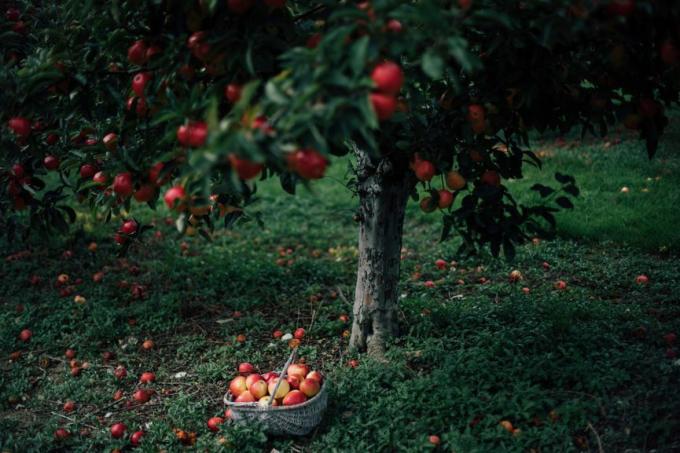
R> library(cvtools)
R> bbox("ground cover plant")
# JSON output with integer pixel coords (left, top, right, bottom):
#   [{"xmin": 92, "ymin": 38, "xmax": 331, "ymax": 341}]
[
  {"xmin": 2, "ymin": 0, "xmax": 680, "ymax": 451},
  {"xmin": 1, "ymin": 124, "xmax": 680, "ymax": 451}
]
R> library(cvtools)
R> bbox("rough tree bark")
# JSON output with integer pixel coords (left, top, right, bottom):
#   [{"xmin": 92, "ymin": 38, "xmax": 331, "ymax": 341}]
[{"xmin": 349, "ymin": 148, "xmax": 415, "ymax": 359}]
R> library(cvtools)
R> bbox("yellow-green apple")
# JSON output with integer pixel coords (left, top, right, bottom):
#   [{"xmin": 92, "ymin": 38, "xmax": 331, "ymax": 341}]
[
  {"xmin": 268, "ymin": 378, "xmax": 290, "ymax": 399},
  {"xmin": 282, "ymin": 390, "xmax": 307, "ymax": 406},
  {"xmin": 235, "ymin": 391, "xmax": 255, "ymax": 403},
  {"xmin": 287, "ymin": 363, "xmax": 309, "ymax": 381},
  {"xmin": 299, "ymin": 378, "xmax": 320, "ymax": 397},
  {"xmin": 306, "ymin": 370, "xmax": 324, "ymax": 384},
  {"xmin": 229, "ymin": 376, "xmax": 247, "ymax": 396},
  {"xmin": 249, "ymin": 380, "xmax": 268, "ymax": 399},
  {"xmin": 245, "ymin": 373, "xmax": 263, "ymax": 389},
  {"xmin": 258, "ymin": 396, "xmax": 279, "ymax": 407}
]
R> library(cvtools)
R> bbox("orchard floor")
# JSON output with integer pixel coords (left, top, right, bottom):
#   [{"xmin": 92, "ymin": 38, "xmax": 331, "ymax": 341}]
[{"xmin": 1, "ymin": 126, "xmax": 680, "ymax": 452}]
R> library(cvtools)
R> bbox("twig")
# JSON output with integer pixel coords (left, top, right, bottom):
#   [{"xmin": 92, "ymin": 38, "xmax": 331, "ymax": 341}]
[
  {"xmin": 50, "ymin": 412, "xmax": 97, "ymax": 430},
  {"xmin": 587, "ymin": 422, "xmax": 604, "ymax": 453},
  {"xmin": 336, "ymin": 286, "xmax": 350, "ymax": 305},
  {"xmin": 307, "ymin": 297, "xmax": 325, "ymax": 333}
]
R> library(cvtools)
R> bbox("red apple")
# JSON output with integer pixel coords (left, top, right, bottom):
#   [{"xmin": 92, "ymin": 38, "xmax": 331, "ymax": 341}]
[
  {"xmin": 64, "ymin": 349, "xmax": 76, "ymax": 359},
  {"xmin": 262, "ymin": 372, "xmax": 278, "ymax": 383},
  {"xmin": 235, "ymin": 391, "xmax": 256, "ymax": 403},
  {"xmin": 8, "ymin": 117, "xmax": 31, "ymax": 138},
  {"xmin": 63, "ymin": 400, "xmax": 75, "ymax": 412},
  {"xmin": 273, "ymin": 330, "xmax": 283, "ymax": 339},
  {"xmin": 113, "ymin": 172, "xmax": 134, "ymax": 197},
  {"xmin": 114, "ymin": 366, "xmax": 127, "ymax": 380},
  {"xmin": 133, "ymin": 389, "xmax": 150, "ymax": 403},
  {"xmin": 429, "ymin": 435, "xmax": 441, "ymax": 445},
  {"xmin": 414, "ymin": 160, "xmax": 435, "ymax": 182},
  {"xmin": 43, "ymin": 155, "xmax": 60, "ymax": 171},
  {"xmin": 11, "ymin": 163, "xmax": 25, "ymax": 178},
  {"xmin": 93, "ymin": 171, "xmax": 108, "ymax": 187},
  {"xmin": 635, "ymin": 274, "xmax": 649, "ymax": 285},
  {"xmin": 225, "ymin": 83, "xmax": 242, "ymax": 103},
  {"xmin": 139, "ymin": 371, "xmax": 156, "ymax": 383},
  {"xmin": 120, "ymin": 219, "xmax": 137, "ymax": 235},
  {"xmin": 229, "ymin": 154, "xmax": 263, "ymax": 180},
  {"xmin": 554, "ymin": 280, "xmax": 567, "ymax": 290},
  {"xmin": 480, "ymin": 170, "xmax": 501, "ymax": 187},
  {"xmin": 299, "ymin": 378, "xmax": 320, "ymax": 397},
  {"xmin": 292, "ymin": 149, "xmax": 327, "ymax": 180},
  {"xmin": 294, "ymin": 328, "xmax": 306, "ymax": 340},
  {"xmin": 245, "ymin": 373, "xmax": 262, "ymax": 389},
  {"xmin": 5, "ymin": 8, "xmax": 20, "ymax": 21},
  {"xmin": 371, "ymin": 61, "xmax": 403, "ymax": 95},
  {"xmin": 131, "ymin": 430, "xmax": 144, "ymax": 446},
  {"xmin": 435, "ymin": 259, "xmax": 447, "ymax": 270},
  {"xmin": 229, "ymin": 376, "xmax": 248, "ymax": 396},
  {"xmin": 287, "ymin": 363, "xmax": 309, "ymax": 381},
  {"xmin": 164, "ymin": 186, "xmax": 186, "ymax": 210},
  {"xmin": 79, "ymin": 164, "xmax": 97, "ymax": 179},
  {"xmin": 110, "ymin": 422, "xmax": 126, "ymax": 439},
  {"xmin": 127, "ymin": 40, "xmax": 147, "ymax": 65},
  {"xmin": 437, "ymin": 190, "xmax": 454, "ymax": 209},
  {"xmin": 134, "ymin": 183, "xmax": 156, "ymax": 203},
  {"xmin": 207, "ymin": 416, "xmax": 224, "ymax": 432},
  {"xmin": 370, "ymin": 92, "xmax": 397, "ymax": 120},
  {"xmin": 348, "ymin": 359, "xmax": 359, "ymax": 368},
  {"xmin": 54, "ymin": 428, "xmax": 70, "ymax": 440},
  {"xmin": 189, "ymin": 122, "xmax": 208, "ymax": 147},
  {"xmin": 306, "ymin": 370, "xmax": 323, "ymax": 384},
  {"xmin": 282, "ymin": 390, "xmax": 307, "ymax": 406},
  {"xmin": 113, "ymin": 389, "xmax": 124, "ymax": 400},
  {"xmin": 18, "ymin": 329, "xmax": 31, "ymax": 342},
  {"xmin": 287, "ymin": 374, "xmax": 301, "ymax": 390},
  {"xmin": 132, "ymin": 72, "xmax": 152, "ymax": 97},
  {"xmin": 249, "ymin": 380, "xmax": 268, "ymax": 399}
]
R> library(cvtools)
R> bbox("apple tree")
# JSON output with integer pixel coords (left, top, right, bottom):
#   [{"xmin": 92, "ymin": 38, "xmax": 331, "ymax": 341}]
[{"xmin": 1, "ymin": 0, "xmax": 679, "ymax": 357}]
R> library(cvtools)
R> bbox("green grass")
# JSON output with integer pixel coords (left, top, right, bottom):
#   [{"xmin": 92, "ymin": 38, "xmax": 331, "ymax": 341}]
[{"xmin": 1, "ymin": 124, "xmax": 680, "ymax": 452}]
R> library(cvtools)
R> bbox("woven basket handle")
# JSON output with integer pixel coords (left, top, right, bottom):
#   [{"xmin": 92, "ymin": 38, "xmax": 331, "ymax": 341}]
[{"xmin": 268, "ymin": 347, "xmax": 297, "ymax": 407}]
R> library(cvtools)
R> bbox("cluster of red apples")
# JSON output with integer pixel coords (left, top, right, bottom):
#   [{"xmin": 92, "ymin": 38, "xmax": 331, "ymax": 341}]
[{"xmin": 228, "ymin": 361, "xmax": 323, "ymax": 408}]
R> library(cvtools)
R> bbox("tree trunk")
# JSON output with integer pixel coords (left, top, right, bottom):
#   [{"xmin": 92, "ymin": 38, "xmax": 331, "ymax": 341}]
[{"xmin": 349, "ymin": 149, "xmax": 414, "ymax": 359}]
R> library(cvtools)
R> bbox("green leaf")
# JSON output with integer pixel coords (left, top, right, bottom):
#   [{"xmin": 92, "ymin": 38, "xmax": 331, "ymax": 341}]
[
  {"xmin": 421, "ymin": 50, "xmax": 444, "ymax": 80},
  {"xmin": 555, "ymin": 196, "xmax": 574, "ymax": 209}
]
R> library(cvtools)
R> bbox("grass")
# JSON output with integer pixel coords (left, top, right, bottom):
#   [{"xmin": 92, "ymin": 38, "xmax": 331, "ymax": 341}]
[{"xmin": 1, "ymin": 122, "xmax": 679, "ymax": 452}]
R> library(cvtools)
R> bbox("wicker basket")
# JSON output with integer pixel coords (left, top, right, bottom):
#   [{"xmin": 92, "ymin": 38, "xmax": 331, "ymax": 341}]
[{"xmin": 223, "ymin": 349, "xmax": 328, "ymax": 436}]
